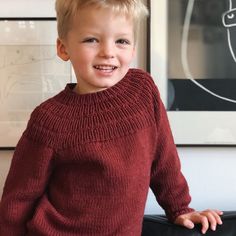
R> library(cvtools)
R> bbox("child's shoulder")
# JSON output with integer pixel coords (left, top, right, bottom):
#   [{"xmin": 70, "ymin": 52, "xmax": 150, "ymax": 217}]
[
  {"xmin": 29, "ymin": 93, "xmax": 60, "ymax": 122},
  {"xmin": 23, "ymin": 89, "xmax": 67, "ymax": 146},
  {"xmin": 128, "ymin": 68, "xmax": 152, "ymax": 80},
  {"xmin": 128, "ymin": 68, "xmax": 158, "ymax": 91}
]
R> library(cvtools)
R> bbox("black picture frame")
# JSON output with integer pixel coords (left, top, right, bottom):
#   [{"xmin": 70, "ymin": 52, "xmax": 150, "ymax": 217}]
[{"xmin": 148, "ymin": 0, "xmax": 236, "ymax": 146}]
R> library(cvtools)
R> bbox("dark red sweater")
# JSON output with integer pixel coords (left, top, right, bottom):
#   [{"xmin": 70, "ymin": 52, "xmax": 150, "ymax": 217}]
[{"xmin": 0, "ymin": 69, "xmax": 193, "ymax": 236}]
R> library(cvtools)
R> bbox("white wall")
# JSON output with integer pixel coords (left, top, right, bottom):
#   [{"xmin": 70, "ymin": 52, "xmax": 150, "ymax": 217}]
[
  {"xmin": 145, "ymin": 147, "xmax": 236, "ymax": 214},
  {"xmin": 1, "ymin": 0, "xmax": 236, "ymax": 215}
]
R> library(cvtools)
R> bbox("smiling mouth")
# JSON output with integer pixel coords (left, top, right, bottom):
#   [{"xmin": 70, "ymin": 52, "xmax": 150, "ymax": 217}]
[{"xmin": 94, "ymin": 65, "xmax": 118, "ymax": 72}]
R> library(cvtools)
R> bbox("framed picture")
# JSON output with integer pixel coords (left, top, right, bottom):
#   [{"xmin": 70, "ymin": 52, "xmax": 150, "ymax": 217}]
[
  {"xmin": 0, "ymin": 18, "xmax": 72, "ymax": 148},
  {"xmin": 148, "ymin": 0, "xmax": 236, "ymax": 145}
]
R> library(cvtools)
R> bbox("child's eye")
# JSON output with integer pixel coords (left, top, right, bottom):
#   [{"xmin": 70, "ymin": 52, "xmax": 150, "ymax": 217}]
[
  {"xmin": 82, "ymin": 38, "xmax": 98, "ymax": 43},
  {"xmin": 116, "ymin": 39, "xmax": 130, "ymax": 45}
]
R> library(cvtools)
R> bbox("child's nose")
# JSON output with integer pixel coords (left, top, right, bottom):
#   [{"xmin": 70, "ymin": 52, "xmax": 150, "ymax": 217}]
[{"xmin": 99, "ymin": 42, "xmax": 115, "ymax": 58}]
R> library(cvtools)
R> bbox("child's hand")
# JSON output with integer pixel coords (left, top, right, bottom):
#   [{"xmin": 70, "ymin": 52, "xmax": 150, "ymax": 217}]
[{"xmin": 174, "ymin": 209, "xmax": 223, "ymax": 234}]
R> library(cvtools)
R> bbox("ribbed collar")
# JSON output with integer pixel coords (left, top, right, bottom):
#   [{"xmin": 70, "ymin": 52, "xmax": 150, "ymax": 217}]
[
  {"xmin": 26, "ymin": 68, "xmax": 155, "ymax": 145},
  {"xmin": 57, "ymin": 69, "xmax": 133, "ymax": 106}
]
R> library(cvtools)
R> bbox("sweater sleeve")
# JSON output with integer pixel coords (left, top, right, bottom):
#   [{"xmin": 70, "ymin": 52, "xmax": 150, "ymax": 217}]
[
  {"xmin": 0, "ymin": 131, "xmax": 54, "ymax": 235},
  {"xmin": 149, "ymin": 82, "xmax": 194, "ymax": 222}
]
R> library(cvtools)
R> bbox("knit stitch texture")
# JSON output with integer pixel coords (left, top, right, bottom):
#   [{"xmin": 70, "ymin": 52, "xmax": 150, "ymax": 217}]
[{"xmin": 0, "ymin": 69, "xmax": 193, "ymax": 236}]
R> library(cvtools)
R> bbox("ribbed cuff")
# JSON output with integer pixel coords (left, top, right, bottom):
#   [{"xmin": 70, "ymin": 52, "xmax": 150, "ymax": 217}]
[{"xmin": 166, "ymin": 207, "xmax": 195, "ymax": 222}]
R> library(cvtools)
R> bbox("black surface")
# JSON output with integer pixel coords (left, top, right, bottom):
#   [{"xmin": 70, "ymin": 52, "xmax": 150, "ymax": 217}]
[
  {"xmin": 168, "ymin": 79, "xmax": 236, "ymax": 111},
  {"xmin": 142, "ymin": 211, "xmax": 236, "ymax": 236}
]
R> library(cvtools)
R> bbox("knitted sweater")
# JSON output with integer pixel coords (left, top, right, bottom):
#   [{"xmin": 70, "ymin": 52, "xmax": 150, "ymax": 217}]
[{"xmin": 0, "ymin": 69, "xmax": 193, "ymax": 236}]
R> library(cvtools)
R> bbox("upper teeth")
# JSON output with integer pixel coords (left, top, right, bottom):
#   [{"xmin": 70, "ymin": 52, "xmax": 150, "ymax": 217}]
[{"xmin": 94, "ymin": 65, "xmax": 116, "ymax": 70}]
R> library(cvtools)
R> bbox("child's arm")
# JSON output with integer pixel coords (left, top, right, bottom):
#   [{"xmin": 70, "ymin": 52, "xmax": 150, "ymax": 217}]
[
  {"xmin": 0, "ymin": 133, "xmax": 54, "ymax": 235},
  {"xmin": 149, "ymin": 82, "xmax": 194, "ymax": 221},
  {"xmin": 149, "ymin": 78, "xmax": 223, "ymax": 233}
]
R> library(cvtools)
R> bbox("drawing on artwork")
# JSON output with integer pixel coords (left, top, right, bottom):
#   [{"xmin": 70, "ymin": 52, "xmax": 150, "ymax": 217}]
[
  {"xmin": 181, "ymin": 0, "xmax": 236, "ymax": 104},
  {"xmin": 222, "ymin": 0, "xmax": 236, "ymax": 62},
  {"xmin": 0, "ymin": 19, "xmax": 71, "ymax": 147}
]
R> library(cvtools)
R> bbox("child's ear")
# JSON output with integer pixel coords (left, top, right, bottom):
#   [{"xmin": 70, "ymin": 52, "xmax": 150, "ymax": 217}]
[{"xmin": 57, "ymin": 38, "xmax": 70, "ymax": 61}]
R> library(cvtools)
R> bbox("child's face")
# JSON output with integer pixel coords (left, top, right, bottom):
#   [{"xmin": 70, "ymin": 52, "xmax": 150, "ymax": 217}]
[{"xmin": 57, "ymin": 6, "xmax": 136, "ymax": 94}]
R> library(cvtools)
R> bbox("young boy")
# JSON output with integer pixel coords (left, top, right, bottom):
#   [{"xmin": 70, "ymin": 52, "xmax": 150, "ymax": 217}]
[{"xmin": 0, "ymin": 0, "xmax": 223, "ymax": 235}]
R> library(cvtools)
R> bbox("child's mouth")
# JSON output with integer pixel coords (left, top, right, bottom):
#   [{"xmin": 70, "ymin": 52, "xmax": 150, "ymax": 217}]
[{"xmin": 94, "ymin": 65, "xmax": 118, "ymax": 73}]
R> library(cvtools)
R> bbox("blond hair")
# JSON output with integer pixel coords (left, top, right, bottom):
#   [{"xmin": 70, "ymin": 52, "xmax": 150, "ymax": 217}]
[{"xmin": 55, "ymin": 0, "xmax": 149, "ymax": 41}]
